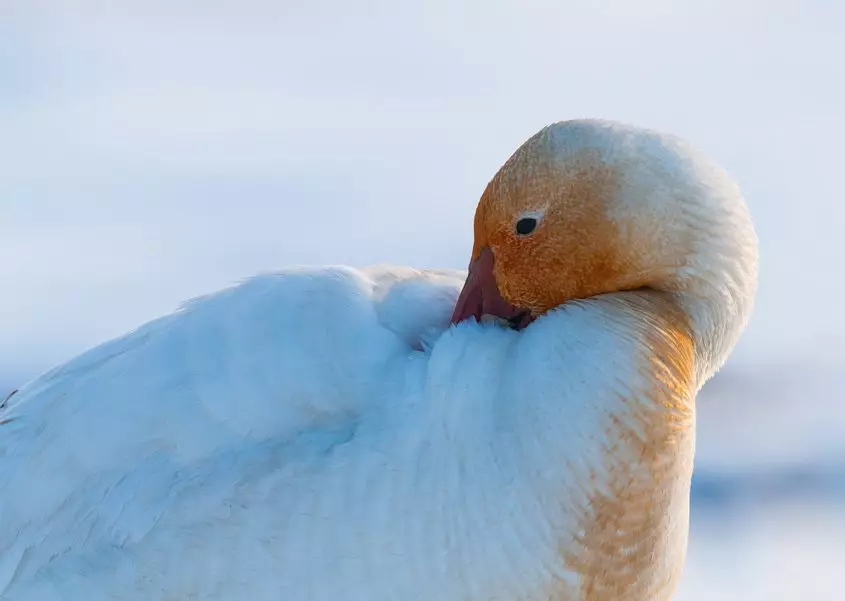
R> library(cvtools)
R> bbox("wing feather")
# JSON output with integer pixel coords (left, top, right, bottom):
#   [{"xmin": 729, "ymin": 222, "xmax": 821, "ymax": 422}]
[{"xmin": 0, "ymin": 266, "xmax": 465, "ymax": 595}]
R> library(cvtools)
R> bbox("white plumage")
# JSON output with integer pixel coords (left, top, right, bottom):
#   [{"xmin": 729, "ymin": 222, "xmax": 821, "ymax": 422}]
[
  {"xmin": 0, "ymin": 267, "xmax": 606, "ymax": 599},
  {"xmin": 0, "ymin": 120, "xmax": 757, "ymax": 601}
]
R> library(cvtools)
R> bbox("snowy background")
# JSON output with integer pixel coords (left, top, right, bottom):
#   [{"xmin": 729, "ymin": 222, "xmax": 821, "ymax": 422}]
[{"xmin": 1, "ymin": 2, "xmax": 842, "ymax": 599}]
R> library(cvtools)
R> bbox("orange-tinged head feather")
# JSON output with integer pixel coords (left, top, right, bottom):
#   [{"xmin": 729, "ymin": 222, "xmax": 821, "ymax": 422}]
[{"xmin": 468, "ymin": 119, "xmax": 758, "ymax": 385}]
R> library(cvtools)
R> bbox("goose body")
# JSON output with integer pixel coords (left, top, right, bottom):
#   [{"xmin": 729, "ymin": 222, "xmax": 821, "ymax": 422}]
[{"xmin": 0, "ymin": 120, "xmax": 757, "ymax": 601}]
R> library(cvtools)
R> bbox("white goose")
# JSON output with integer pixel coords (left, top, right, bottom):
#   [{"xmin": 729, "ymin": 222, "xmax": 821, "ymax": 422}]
[{"xmin": 0, "ymin": 120, "xmax": 757, "ymax": 601}]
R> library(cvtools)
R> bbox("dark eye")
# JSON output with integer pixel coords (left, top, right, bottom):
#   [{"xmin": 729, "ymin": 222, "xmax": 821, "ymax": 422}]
[{"xmin": 515, "ymin": 217, "xmax": 538, "ymax": 236}]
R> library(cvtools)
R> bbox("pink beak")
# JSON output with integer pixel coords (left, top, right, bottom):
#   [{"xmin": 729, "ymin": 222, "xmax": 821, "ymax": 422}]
[{"xmin": 450, "ymin": 247, "xmax": 534, "ymax": 330}]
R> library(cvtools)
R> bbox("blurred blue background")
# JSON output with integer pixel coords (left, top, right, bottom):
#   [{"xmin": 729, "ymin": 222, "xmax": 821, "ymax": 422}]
[{"xmin": 1, "ymin": 2, "xmax": 842, "ymax": 598}]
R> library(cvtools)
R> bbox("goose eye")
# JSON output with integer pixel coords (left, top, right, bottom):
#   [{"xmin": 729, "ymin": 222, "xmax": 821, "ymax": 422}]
[{"xmin": 515, "ymin": 217, "xmax": 538, "ymax": 236}]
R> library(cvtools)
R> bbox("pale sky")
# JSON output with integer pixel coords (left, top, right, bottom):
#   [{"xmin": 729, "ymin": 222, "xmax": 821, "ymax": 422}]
[{"xmin": 1, "ymin": 1, "xmax": 843, "ymax": 389}]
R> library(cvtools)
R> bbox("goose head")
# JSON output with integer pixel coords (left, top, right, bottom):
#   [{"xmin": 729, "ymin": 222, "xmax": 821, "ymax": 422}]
[{"xmin": 451, "ymin": 119, "xmax": 758, "ymax": 386}]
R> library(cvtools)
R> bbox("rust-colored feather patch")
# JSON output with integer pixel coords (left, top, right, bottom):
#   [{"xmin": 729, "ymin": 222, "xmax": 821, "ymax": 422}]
[
  {"xmin": 554, "ymin": 292, "xmax": 696, "ymax": 601},
  {"xmin": 472, "ymin": 129, "xmax": 677, "ymax": 318}
]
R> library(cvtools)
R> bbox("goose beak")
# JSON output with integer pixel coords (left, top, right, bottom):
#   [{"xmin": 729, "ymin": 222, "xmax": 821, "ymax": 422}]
[{"xmin": 450, "ymin": 247, "xmax": 534, "ymax": 330}]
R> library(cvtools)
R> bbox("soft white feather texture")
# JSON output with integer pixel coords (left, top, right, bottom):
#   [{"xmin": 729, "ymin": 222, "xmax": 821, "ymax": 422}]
[
  {"xmin": 0, "ymin": 120, "xmax": 757, "ymax": 601},
  {"xmin": 0, "ymin": 266, "xmax": 693, "ymax": 601}
]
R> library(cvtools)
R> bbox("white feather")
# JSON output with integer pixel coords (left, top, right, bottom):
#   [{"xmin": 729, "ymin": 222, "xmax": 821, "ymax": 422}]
[
  {"xmin": 0, "ymin": 265, "xmax": 692, "ymax": 601},
  {"xmin": 0, "ymin": 120, "xmax": 757, "ymax": 601}
]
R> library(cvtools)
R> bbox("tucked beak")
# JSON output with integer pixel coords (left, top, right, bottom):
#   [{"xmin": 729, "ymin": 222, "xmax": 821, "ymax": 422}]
[{"xmin": 450, "ymin": 247, "xmax": 534, "ymax": 330}]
